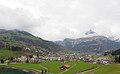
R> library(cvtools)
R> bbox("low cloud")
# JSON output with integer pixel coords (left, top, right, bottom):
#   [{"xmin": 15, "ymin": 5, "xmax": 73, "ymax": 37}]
[{"xmin": 0, "ymin": 0, "xmax": 120, "ymax": 41}]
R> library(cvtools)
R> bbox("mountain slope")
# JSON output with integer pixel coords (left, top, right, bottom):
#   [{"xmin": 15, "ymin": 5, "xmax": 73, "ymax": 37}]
[
  {"xmin": 112, "ymin": 49, "xmax": 120, "ymax": 55},
  {"xmin": 56, "ymin": 35, "xmax": 120, "ymax": 53},
  {"xmin": 0, "ymin": 29, "xmax": 63, "ymax": 53}
]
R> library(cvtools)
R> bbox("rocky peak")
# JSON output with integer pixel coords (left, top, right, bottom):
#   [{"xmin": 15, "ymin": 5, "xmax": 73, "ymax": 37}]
[{"xmin": 85, "ymin": 29, "xmax": 97, "ymax": 35}]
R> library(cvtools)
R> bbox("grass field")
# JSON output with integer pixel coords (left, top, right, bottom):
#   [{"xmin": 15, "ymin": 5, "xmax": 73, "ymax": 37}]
[
  {"xmin": 1, "ymin": 61, "xmax": 120, "ymax": 74},
  {"xmin": 38, "ymin": 61, "xmax": 97, "ymax": 74},
  {"xmin": 85, "ymin": 64, "xmax": 120, "ymax": 74},
  {"xmin": 1, "ymin": 61, "xmax": 98, "ymax": 74},
  {"xmin": 0, "ymin": 49, "xmax": 23, "ymax": 59}
]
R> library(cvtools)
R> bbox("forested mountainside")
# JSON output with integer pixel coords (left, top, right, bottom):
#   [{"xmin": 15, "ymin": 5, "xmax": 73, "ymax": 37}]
[{"xmin": 0, "ymin": 29, "xmax": 64, "ymax": 54}]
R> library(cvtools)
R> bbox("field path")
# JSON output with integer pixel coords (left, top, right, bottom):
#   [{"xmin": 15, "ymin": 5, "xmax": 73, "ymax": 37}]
[
  {"xmin": 77, "ymin": 67, "xmax": 96, "ymax": 74},
  {"xmin": 39, "ymin": 64, "xmax": 54, "ymax": 74},
  {"xmin": 58, "ymin": 64, "xmax": 76, "ymax": 74},
  {"xmin": 76, "ymin": 66, "xmax": 103, "ymax": 74},
  {"xmin": 38, "ymin": 64, "xmax": 48, "ymax": 70}
]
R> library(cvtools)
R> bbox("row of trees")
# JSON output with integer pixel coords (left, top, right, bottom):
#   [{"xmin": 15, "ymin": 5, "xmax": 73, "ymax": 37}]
[{"xmin": 114, "ymin": 55, "xmax": 120, "ymax": 63}]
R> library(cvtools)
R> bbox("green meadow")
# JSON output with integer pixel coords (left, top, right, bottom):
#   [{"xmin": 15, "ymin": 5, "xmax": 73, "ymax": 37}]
[
  {"xmin": 1, "ymin": 61, "xmax": 97, "ymax": 74},
  {"xmin": 0, "ymin": 49, "xmax": 23, "ymax": 59},
  {"xmin": 85, "ymin": 64, "xmax": 120, "ymax": 74},
  {"xmin": 1, "ymin": 61, "xmax": 120, "ymax": 74}
]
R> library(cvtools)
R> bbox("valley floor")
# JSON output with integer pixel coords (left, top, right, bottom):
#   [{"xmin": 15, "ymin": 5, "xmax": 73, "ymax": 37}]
[
  {"xmin": 0, "ymin": 61, "xmax": 97, "ymax": 74},
  {"xmin": 85, "ymin": 64, "xmax": 120, "ymax": 74},
  {"xmin": 0, "ymin": 61, "xmax": 120, "ymax": 74}
]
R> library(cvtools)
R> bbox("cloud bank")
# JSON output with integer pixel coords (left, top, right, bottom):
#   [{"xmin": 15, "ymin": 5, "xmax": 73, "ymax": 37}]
[{"xmin": 0, "ymin": 0, "xmax": 120, "ymax": 41}]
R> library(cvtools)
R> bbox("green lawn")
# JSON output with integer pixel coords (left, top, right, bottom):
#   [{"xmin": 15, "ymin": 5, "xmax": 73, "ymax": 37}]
[
  {"xmin": 2, "ymin": 61, "xmax": 97, "ymax": 74},
  {"xmin": 85, "ymin": 64, "xmax": 120, "ymax": 74}
]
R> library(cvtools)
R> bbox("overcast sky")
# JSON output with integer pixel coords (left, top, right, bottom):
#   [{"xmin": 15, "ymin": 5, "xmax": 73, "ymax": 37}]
[{"xmin": 0, "ymin": 0, "xmax": 120, "ymax": 41}]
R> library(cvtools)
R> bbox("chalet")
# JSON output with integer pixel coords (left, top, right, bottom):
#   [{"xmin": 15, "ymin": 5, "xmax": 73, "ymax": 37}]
[{"xmin": 60, "ymin": 64, "xmax": 70, "ymax": 70}]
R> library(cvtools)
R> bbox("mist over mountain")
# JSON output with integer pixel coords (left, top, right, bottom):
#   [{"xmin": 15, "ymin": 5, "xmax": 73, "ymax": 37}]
[
  {"xmin": 1, "ymin": 0, "xmax": 120, "ymax": 41},
  {"xmin": 85, "ymin": 29, "xmax": 97, "ymax": 35},
  {"xmin": 56, "ymin": 30, "xmax": 120, "ymax": 53},
  {"xmin": 1, "ymin": 29, "xmax": 119, "ymax": 54}
]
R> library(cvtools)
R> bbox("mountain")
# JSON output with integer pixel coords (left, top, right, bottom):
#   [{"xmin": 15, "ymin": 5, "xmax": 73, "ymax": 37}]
[
  {"xmin": 0, "ymin": 29, "xmax": 64, "ymax": 54},
  {"xmin": 112, "ymin": 49, "xmax": 120, "ymax": 55},
  {"xmin": 56, "ymin": 30, "xmax": 120, "ymax": 53},
  {"xmin": 85, "ymin": 29, "xmax": 97, "ymax": 35}
]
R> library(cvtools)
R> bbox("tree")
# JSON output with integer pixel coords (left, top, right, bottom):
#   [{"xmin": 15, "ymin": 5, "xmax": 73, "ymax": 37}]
[
  {"xmin": 1, "ymin": 59, "xmax": 4, "ymax": 64},
  {"xmin": 119, "ymin": 56, "xmax": 120, "ymax": 63},
  {"xmin": 61, "ymin": 59, "xmax": 64, "ymax": 62},
  {"xmin": 114, "ymin": 55, "xmax": 120, "ymax": 63},
  {"xmin": 26, "ymin": 58, "xmax": 29, "ymax": 63},
  {"xmin": 114, "ymin": 56, "xmax": 118, "ymax": 63}
]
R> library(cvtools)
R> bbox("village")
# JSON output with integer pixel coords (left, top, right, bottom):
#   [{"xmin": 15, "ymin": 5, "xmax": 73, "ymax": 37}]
[{"xmin": 0, "ymin": 53, "xmax": 113, "ymax": 65}]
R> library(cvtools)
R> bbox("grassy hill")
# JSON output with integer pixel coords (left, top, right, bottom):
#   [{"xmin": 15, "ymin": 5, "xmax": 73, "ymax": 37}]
[
  {"xmin": 0, "ymin": 48, "xmax": 24, "ymax": 59},
  {"xmin": 0, "ymin": 29, "xmax": 64, "ymax": 54}
]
